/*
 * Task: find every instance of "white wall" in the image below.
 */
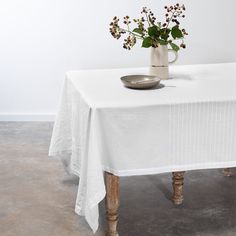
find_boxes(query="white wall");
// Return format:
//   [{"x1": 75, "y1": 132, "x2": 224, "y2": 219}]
[{"x1": 0, "y1": 0, "x2": 236, "y2": 121}]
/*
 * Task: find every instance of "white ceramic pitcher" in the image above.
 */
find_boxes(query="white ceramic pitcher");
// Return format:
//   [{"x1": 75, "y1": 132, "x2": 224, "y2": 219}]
[{"x1": 149, "y1": 45, "x2": 178, "y2": 80}]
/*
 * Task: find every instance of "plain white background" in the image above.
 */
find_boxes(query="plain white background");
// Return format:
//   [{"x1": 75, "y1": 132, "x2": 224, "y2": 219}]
[{"x1": 0, "y1": 0, "x2": 236, "y2": 121}]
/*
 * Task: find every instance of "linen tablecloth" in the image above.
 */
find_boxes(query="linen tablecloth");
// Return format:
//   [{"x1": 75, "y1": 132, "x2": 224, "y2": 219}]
[{"x1": 49, "y1": 62, "x2": 236, "y2": 233}]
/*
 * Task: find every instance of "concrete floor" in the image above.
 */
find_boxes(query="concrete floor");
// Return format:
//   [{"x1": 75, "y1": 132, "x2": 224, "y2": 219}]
[{"x1": 1, "y1": 123, "x2": 236, "y2": 236}]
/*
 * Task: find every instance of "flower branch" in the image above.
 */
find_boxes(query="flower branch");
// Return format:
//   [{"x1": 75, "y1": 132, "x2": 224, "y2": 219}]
[{"x1": 109, "y1": 3, "x2": 188, "y2": 51}]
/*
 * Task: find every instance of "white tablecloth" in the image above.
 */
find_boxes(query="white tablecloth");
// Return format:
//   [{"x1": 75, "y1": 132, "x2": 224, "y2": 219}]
[{"x1": 49, "y1": 62, "x2": 236, "y2": 233}]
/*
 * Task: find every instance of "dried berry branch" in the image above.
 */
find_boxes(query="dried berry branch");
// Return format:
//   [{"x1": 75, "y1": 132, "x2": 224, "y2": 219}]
[{"x1": 109, "y1": 3, "x2": 188, "y2": 51}]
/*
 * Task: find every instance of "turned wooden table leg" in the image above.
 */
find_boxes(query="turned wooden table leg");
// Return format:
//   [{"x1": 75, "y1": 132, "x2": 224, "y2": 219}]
[
  {"x1": 105, "y1": 172, "x2": 120, "y2": 236},
  {"x1": 223, "y1": 168, "x2": 232, "y2": 177},
  {"x1": 172, "y1": 171, "x2": 185, "y2": 205}
]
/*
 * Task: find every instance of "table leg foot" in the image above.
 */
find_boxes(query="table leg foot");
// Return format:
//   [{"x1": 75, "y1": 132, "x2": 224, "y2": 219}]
[
  {"x1": 106, "y1": 233, "x2": 119, "y2": 236},
  {"x1": 172, "y1": 172, "x2": 185, "y2": 205},
  {"x1": 223, "y1": 168, "x2": 232, "y2": 177},
  {"x1": 105, "y1": 172, "x2": 120, "y2": 236}
]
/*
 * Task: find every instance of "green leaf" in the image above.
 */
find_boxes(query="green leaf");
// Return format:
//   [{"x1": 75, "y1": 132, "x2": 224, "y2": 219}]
[
  {"x1": 161, "y1": 33, "x2": 169, "y2": 41},
  {"x1": 142, "y1": 37, "x2": 152, "y2": 48},
  {"x1": 171, "y1": 26, "x2": 183, "y2": 39},
  {"x1": 148, "y1": 26, "x2": 160, "y2": 37},
  {"x1": 170, "y1": 42, "x2": 180, "y2": 52},
  {"x1": 160, "y1": 28, "x2": 171, "y2": 34},
  {"x1": 133, "y1": 28, "x2": 143, "y2": 35},
  {"x1": 160, "y1": 28, "x2": 171, "y2": 41},
  {"x1": 158, "y1": 39, "x2": 168, "y2": 45}
]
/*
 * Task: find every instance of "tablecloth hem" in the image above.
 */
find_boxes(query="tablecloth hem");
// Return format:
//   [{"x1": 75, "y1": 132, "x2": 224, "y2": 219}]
[
  {"x1": 103, "y1": 161, "x2": 236, "y2": 177},
  {"x1": 48, "y1": 150, "x2": 71, "y2": 157}
]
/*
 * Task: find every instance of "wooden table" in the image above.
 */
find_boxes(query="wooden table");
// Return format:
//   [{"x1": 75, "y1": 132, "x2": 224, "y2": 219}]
[
  {"x1": 49, "y1": 63, "x2": 236, "y2": 235},
  {"x1": 105, "y1": 168, "x2": 232, "y2": 236},
  {"x1": 104, "y1": 171, "x2": 185, "y2": 236}
]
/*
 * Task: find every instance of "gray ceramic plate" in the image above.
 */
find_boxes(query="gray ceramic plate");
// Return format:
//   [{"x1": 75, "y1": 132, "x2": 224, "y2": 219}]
[{"x1": 120, "y1": 75, "x2": 161, "y2": 89}]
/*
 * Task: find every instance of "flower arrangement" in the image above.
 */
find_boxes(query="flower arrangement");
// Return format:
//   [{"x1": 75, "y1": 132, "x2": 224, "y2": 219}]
[{"x1": 109, "y1": 4, "x2": 188, "y2": 52}]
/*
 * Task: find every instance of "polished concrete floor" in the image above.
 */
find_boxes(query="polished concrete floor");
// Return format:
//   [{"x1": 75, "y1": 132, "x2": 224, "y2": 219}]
[{"x1": 1, "y1": 122, "x2": 236, "y2": 236}]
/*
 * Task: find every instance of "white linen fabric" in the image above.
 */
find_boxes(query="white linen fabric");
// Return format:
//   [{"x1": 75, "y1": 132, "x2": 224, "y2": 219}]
[{"x1": 49, "y1": 62, "x2": 236, "y2": 233}]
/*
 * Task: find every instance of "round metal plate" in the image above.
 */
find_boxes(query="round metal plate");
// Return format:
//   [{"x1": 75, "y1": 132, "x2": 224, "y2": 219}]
[{"x1": 120, "y1": 75, "x2": 161, "y2": 89}]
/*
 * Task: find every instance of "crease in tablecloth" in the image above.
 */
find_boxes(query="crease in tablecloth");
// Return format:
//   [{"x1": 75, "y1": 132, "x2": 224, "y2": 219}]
[{"x1": 49, "y1": 76, "x2": 106, "y2": 233}]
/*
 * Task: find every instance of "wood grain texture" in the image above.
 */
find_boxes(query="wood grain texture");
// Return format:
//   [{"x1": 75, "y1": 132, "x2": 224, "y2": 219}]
[
  {"x1": 223, "y1": 168, "x2": 232, "y2": 177},
  {"x1": 172, "y1": 172, "x2": 185, "y2": 205},
  {"x1": 105, "y1": 172, "x2": 120, "y2": 236}
]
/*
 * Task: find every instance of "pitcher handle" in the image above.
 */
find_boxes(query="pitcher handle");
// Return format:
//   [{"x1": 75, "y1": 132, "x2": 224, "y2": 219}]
[{"x1": 168, "y1": 49, "x2": 178, "y2": 64}]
